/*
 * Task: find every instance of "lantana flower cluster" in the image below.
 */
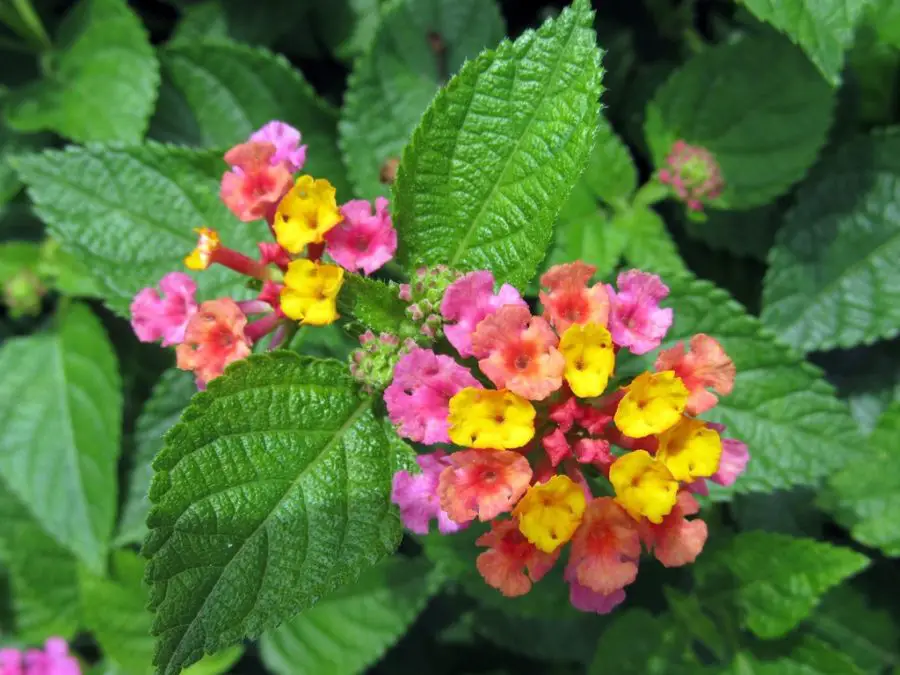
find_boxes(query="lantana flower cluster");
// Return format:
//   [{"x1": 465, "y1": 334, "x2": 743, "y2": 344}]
[
  {"x1": 388, "y1": 263, "x2": 749, "y2": 614},
  {"x1": 659, "y1": 139, "x2": 724, "y2": 212},
  {"x1": 129, "y1": 120, "x2": 398, "y2": 387},
  {"x1": 0, "y1": 638, "x2": 80, "y2": 675}
]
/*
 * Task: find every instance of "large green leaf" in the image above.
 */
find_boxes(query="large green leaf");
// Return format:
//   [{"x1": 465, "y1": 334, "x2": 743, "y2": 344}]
[
  {"x1": 393, "y1": 0, "x2": 603, "y2": 289},
  {"x1": 697, "y1": 532, "x2": 869, "y2": 638},
  {"x1": 143, "y1": 354, "x2": 401, "y2": 675},
  {"x1": 339, "y1": 0, "x2": 505, "y2": 199},
  {"x1": 12, "y1": 143, "x2": 259, "y2": 316},
  {"x1": 761, "y1": 131, "x2": 900, "y2": 352},
  {"x1": 740, "y1": 0, "x2": 874, "y2": 85},
  {"x1": 587, "y1": 610, "x2": 698, "y2": 674},
  {"x1": 823, "y1": 401, "x2": 900, "y2": 556},
  {"x1": 645, "y1": 33, "x2": 833, "y2": 210},
  {"x1": 259, "y1": 557, "x2": 442, "y2": 675},
  {"x1": 620, "y1": 276, "x2": 865, "y2": 494},
  {"x1": 0, "y1": 485, "x2": 80, "y2": 642},
  {"x1": 4, "y1": 0, "x2": 159, "y2": 143},
  {"x1": 0, "y1": 124, "x2": 48, "y2": 207},
  {"x1": 117, "y1": 368, "x2": 197, "y2": 547},
  {"x1": 0, "y1": 303, "x2": 120, "y2": 572},
  {"x1": 158, "y1": 41, "x2": 350, "y2": 195},
  {"x1": 728, "y1": 637, "x2": 866, "y2": 674},
  {"x1": 81, "y1": 551, "x2": 155, "y2": 674}
]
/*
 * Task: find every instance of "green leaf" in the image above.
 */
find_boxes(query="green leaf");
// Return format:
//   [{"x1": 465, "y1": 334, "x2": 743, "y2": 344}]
[
  {"x1": 80, "y1": 550, "x2": 155, "y2": 674},
  {"x1": 682, "y1": 203, "x2": 781, "y2": 262},
  {"x1": 36, "y1": 238, "x2": 102, "y2": 298},
  {"x1": 339, "y1": 0, "x2": 505, "y2": 199},
  {"x1": 620, "y1": 276, "x2": 865, "y2": 494},
  {"x1": 394, "y1": 0, "x2": 603, "y2": 289},
  {"x1": 664, "y1": 587, "x2": 726, "y2": 660},
  {"x1": 761, "y1": 131, "x2": 900, "y2": 352},
  {"x1": 580, "y1": 115, "x2": 639, "y2": 207},
  {"x1": 614, "y1": 205, "x2": 687, "y2": 277},
  {"x1": 12, "y1": 143, "x2": 259, "y2": 316},
  {"x1": 0, "y1": 124, "x2": 48, "y2": 207},
  {"x1": 697, "y1": 531, "x2": 869, "y2": 638},
  {"x1": 338, "y1": 274, "x2": 416, "y2": 337},
  {"x1": 158, "y1": 40, "x2": 350, "y2": 195},
  {"x1": 729, "y1": 637, "x2": 866, "y2": 674},
  {"x1": 587, "y1": 610, "x2": 698, "y2": 675},
  {"x1": 259, "y1": 557, "x2": 442, "y2": 675},
  {"x1": 4, "y1": 0, "x2": 159, "y2": 143},
  {"x1": 0, "y1": 484, "x2": 80, "y2": 642},
  {"x1": 117, "y1": 368, "x2": 197, "y2": 547},
  {"x1": 0, "y1": 241, "x2": 40, "y2": 283},
  {"x1": 824, "y1": 401, "x2": 900, "y2": 556},
  {"x1": 0, "y1": 302, "x2": 121, "y2": 572},
  {"x1": 809, "y1": 584, "x2": 900, "y2": 673},
  {"x1": 645, "y1": 33, "x2": 833, "y2": 210},
  {"x1": 179, "y1": 646, "x2": 244, "y2": 675},
  {"x1": 144, "y1": 353, "x2": 401, "y2": 675},
  {"x1": 740, "y1": 0, "x2": 874, "y2": 85}
]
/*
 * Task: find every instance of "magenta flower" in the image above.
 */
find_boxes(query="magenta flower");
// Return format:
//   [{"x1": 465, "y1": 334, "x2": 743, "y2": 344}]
[
  {"x1": 391, "y1": 451, "x2": 468, "y2": 535},
  {"x1": 712, "y1": 437, "x2": 750, "y2": 486},
  {"x1": 249, "y1": 120, "x2": 307, "y2": 173},
  {"x1": 440, "y1": 271, "x2": 527, "y2": 358},
  {"x1": 0, "y1": 638, "x2": 81, "y2": 675},
  {"x1": 130, "y1": 272, "x2": 198, "y2": 346},
  {"x1": 384, "y1": 348, "x2": 481, "y2": 444},
  {"x1": 606, "y1": 270, "x2": 673, "y2": 355},
  {"x1": 325, "y1": 198, "x2": 397, "y2": 275},
  {"x1": 564, "y1": 566, "x2": 627, "y2": 614},
  {"x1": 658, "y1": 140, "x2": 724, "y2": 212}
]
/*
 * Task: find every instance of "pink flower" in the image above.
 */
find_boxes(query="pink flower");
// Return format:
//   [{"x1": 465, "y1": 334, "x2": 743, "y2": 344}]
[
  {"x1": 438, "y1": 449, "x2": 533, "y2": 523},
  {"x1": 325, "y1": 198, "x2": 397, "y2": 275},
  {"x1": 250, "y1": 121, "x2": 307, "y2": 172},
  {"x1": 1, "y1": 638, "x2": 81, "y2": 675},
  {"x1": 130, "y1": 272, "x2": 198, "y2": 346},
  {"x1": 655, "y1": 334, "x2": 735, "y2": 415},
  {"x1": 606, "y1": 270, "x2": 673, "y2": 355},
  {"x1": 640, "y1": 492, "x2": 708, "y2": 567},
  {"x1": 476, "y1": 519, "x2": 559, "y2": 597},
  {"x1": 175, "y1": 298, "x2": 252, "y2": 386},
  {"x1": 391, "y1": 451, "x2": 466, "y2": 535},
  {"x1": 658, "y1": 140, "x2": 724, "y2": 212},
  {"x1": 220, "y1": 141, "x2": 293, "y2": 222},
  {"x1": 567, "y1": 497, "x2": 641, "y2": 595},
  {"x1": 470, "y1": 305, "x2": 565, "y2": 400},
  {"x1": 440, "y1": 271, "x2": 527, "y2": 358},
  {"x1": 384, "y1": 348, "x2": 481, "y2": 444},
  {"x1": 565, "y1": 566, "x2": 627, "y2": 614},
  {"x1": 539, "y1": 262, "x2": 610, "y2": 334},
  {"x1": 712, "y1": 437, "x2": 750, "y2": 487}
]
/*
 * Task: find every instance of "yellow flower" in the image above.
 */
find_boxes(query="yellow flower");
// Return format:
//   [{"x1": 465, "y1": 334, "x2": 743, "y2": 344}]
[
  {"x1": 614, "y1": 370, "x2": 688, "y2": 438},
  {"x1": 609, "y1": 450, "x2": 678, "y2": 524},
  {"x1": 448, "y1": 387, "x2": 535, "y2": 449},
  {"x1": 184, "y1": 227, "x2": 220, "y2": 271},
  {"x1": 656, "y1": 416, "x2": 722, "y2": 482},
  {"x1": 280, "y1": 259, "x2": 344, "y2": 325},
  {"x1": 274, "y1": 175, "x2": 342, "y2": 253},
  {"x1": 513, "y1": 475, "x2": 586, "y2": 553},
  {"x1": 559, "y1": 322, "x2": 615, "y2": 398}
]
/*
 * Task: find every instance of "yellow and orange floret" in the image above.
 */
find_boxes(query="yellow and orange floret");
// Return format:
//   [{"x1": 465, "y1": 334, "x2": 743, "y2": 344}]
[{"x1": 387, "y1": 264, "x2": 746, "y2": 613}]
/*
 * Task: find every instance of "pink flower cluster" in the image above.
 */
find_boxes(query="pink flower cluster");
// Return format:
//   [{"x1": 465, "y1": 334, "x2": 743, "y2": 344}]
[
  {"x1": 658, "y1": 140, "x2": 724, "y2": 211},
  {"x1": 0, "y1": 639, "x2": 80, "y2": 675}
]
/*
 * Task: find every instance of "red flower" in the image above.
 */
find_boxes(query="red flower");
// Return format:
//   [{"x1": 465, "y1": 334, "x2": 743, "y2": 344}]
[
  {"x1": 567, "y1": 497, "x2": 641, "y2": 595},
  {"x1": 438, "y1": 449, "x2": 533, "y2": 523},
  {"x1": 220, "y1": 141, "x2": 293, "y2": 222},
  {"x1": 539, "y1": 262, "x2": 609, "y2": 334},
  {"x1": 655, "y1": 334, "x2": 735, "y2": 415},
  {"x1": 175, "y1": 298, "x2": 252, "y2": 386},
  {"x1": 640, "y1": 491, "x2": 708, "y2": 567},
  {"x1": 476, "y1": 519, "x2": 559, "y2": 597}
]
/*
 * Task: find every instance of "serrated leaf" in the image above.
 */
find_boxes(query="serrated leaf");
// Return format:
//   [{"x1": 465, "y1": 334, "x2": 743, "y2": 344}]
[
  {"x1": 614, "y1": 206, "x2": 687, "y2": 277},
  {"x1": 664, "y1": 587, "x2": 726, "y2": 660},
  {"x1": 338, "y1": 274, "x2": 416, "y2": 337},
  {"x1": 179, "y1": 646, "x2": 244, "y2": 675},
  {"x1": 339, "y1": 0, "x2": 505, "y2": 199},
  {"x1": 729, "y1": 637, "x2": 866, "y2": 675},
  {"x1": 809, "y1": 584, "x2": 900, "y2": 673},
  {"x1": 698, "y1": 532, "x2": 869, "y2": 638},
  {"x1": 645, "y1": 33, "x2": 833, "y2": 210},
  {"x1": 0, "y1": 302, "x2": 120, "y2": 572},
  {"x1": 143, "y1": 353, "x2": 401, "y2": 675},
  {"x1": 259, "y1": 557, "x2": 442, "y2": 675},
  {"x1": 580, "y1": 115, "x2": 638, "y2": 207},
  {"x1": 0, "y1": 124, "x2": 48, "y2": 207},
  {"x1": 0, "y1": 484, "x2": 79, "y2": 642},
  {"x1": 620, "y1": 276, "x2": 864, "y2": 494},
  {"x1": 587, "y1": 610, "x2": 698, "y2": 675},
  {"x1": 12, "y1": 143, "x2": 259, "y2": 316},
  {"x1": 117, "y1": 368, "x2": 197, "y2": 547},
  {"x1": 394, "y1": 0, "x2": 603, "y2": 289},
  {"x1": 824, "y1": 401, "x2": 900, "y2": 556},
  {"x1": 761, "y1": 131, "x2": 900, "y2": 353},
  {"x1": 80, "y1": 550, "x2": 154, "y2": 674},
  {"x1": 158, "y1": 41, "x2": 349, "y2": 194},
  {"x1": 4, "y1": 0, "x2": 159, "y2": 143},
  {"x1": 0, "y1": 241, "x2": 40, "y2": 283},
  {"x1": 740, "y1": 0, "x2": 874, "y2": 85}
]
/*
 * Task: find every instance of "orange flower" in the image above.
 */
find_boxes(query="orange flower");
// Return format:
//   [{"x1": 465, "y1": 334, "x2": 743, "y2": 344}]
[
  {"x1": 539, "y1": 262, "x2": 610, "y2": 334},
  {"x1": 438, "y1": 449, "x2": 533, "y2": 523},
  {"x1": 470, "y1": 305, "x2": 564, "y2": 400},
  {"x1": 567, "y1": 497, "x2": 641, "y2": 595},
  {"x1": 655, "y1": 334, "x2": 734, "y2": 415},
  {"x1": 220, "y1": 141, "x2": 293, "y2": 222},
  {"x1": 476, "y1": 519, "x2": 559, "y2": 597},
  {"x1": 639, "y1": 492, "x2": 708, "y2": 567},
  {"x1": 176, "y1": 298, "x2": 252, "y2": 386}
]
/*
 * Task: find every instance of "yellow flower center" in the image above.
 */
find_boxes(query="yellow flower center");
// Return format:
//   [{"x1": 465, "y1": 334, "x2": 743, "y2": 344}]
[
  {"x1": 513, "y1": 475, "x2": 586, "y2": 552},
  {"x1": 448, "y1": 388, "x2": 536, "y2": 449}
]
